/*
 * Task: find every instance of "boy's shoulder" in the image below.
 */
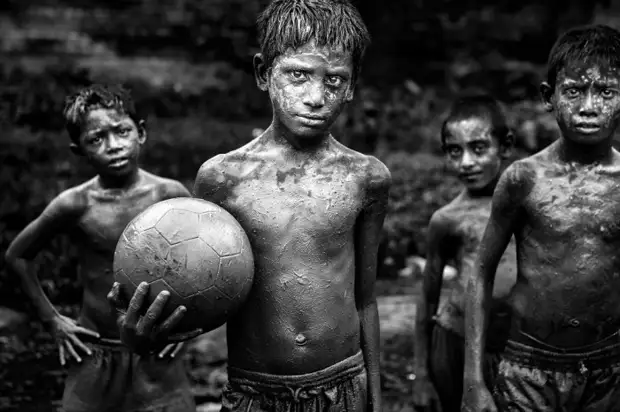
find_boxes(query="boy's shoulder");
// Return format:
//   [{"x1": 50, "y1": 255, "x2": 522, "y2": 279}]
[
  {"x1": 331, "y1": 139, "x2": 391, "y2": 187},
  {"x1": 138, "y1": 169, "x2": 190, "y2": 199}
]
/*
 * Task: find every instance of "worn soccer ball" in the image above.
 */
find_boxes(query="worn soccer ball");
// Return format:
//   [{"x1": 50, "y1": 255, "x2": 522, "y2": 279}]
[{"x1": 113, "y1": 197, "x2": 254, "y2": 335}]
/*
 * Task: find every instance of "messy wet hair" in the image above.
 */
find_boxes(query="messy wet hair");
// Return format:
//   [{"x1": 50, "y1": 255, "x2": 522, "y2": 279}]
[
  {"x1": 441, "y1": 94, "x2": 510, "y2": 147},
  {"x1": 257, "y1": 0, "x2": 371, "y2": 81},
  {"x1": 63, "y1": 84, "x2": 141, "y2": 143},
  {"x1": 547, "y1": 24, "x2": 620, "y2": 90}
]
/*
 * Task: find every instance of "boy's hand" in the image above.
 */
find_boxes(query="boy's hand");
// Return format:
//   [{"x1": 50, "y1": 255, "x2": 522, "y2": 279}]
[
  {"x1": 412, "y1": 374, "x2": 442, "y2": 412},
  {"x1": 461, "y1": 381, "x2": 497, "y2": 412},
  {"x1": 158, "y1": 342, "x2": 185, "y2": 359},
  {"x1": 49, "y1": 314, "x2": 100, "y2": 366},
  {"x1": 107, "y1": 282, "x2": 203, "y2": 355}
]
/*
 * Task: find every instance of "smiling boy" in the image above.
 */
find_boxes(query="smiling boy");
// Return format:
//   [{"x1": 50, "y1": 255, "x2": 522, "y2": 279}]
[
  {"x1": 411, "y1": 95, "x2": 517, "y2": 412},
  {"x1": 462, "y1": 25, "x2": 620, "y2": 412},
  {"x1": 108, "y1": 1, "x2": 391, "y2": 412},
  {"x1": 5, "y1": 84, "x2": 195, "y2": 412}
]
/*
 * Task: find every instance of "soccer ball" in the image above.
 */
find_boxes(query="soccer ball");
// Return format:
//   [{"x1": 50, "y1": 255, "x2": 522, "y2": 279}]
[{"x1": 113, "y1": 197, "x2": 254, "y2": 335}]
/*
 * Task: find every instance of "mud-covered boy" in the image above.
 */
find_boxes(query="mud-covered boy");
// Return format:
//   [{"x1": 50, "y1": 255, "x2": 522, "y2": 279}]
[
  {"x1": 411, "y1": 95, "x2": 517, "y2": 412},
  {"x1": 462, "y1": 25, "x2": 620, "y2": 412},
  {"x1": 108, "y1": 1, "x2": 390, "y2": 411},
  {"x1": 5, "y1": 84, "x2": 195, "y2": 412}
]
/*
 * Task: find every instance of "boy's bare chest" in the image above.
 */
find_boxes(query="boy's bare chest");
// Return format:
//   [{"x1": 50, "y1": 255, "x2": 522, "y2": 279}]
[
  {"x1": 527, "y1": 174, "x2": 620, "y2": 240},
  {"x1": 77, "y1": 189, "x2": 160, "y2": 251},
  {"x1": 225, "y1": 173, "x2": 365, "y2": 240}
]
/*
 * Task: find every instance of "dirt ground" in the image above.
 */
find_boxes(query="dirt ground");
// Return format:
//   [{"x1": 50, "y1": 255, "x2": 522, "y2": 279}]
[{"x1": 0, "y1": 277, "x2": 421, "y2": 412}]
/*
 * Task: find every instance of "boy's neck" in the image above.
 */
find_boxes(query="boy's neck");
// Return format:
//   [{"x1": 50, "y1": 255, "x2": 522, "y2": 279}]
[
  {"x1": 556, "y1": 136, "x2": 614, "y2": 165},
  {"x1": 463, "y1": 174, "x2": 500, "y2": 199},
  {"x1": 269, "y1": 122, "x2": 331, "y2": 154},
  {"x1": 98, "y1": 168, "x2": 141, "y2": 191}
]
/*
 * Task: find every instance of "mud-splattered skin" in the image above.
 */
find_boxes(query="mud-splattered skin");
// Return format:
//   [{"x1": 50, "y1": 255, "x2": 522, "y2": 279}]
[
  {"x1": 5, "y1": 108, "x2": 190, "y2": 338},
  {"x1": 192, "y1": 43, "x2": 391, "y2": 391},
  {"x1": 413, "y1": 116, "x2": 516, "y2": 380},
  {"x1": 464, "y1": 62, "x2": 620, "y2": 387}
]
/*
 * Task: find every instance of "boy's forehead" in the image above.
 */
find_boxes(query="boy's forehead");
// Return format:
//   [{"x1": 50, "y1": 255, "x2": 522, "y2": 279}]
[
  {"x1": 276, "y1": 40, "x2": 353, "y2": 68},
  {"x1": 445, "y1": 116, "x2": 494, "y2": 143},
  {"x1": 558, "y1": 60, "x2": 620, "y2": 84},
  {"x1": 82, "y1": 107, "x2": 132, "y2": 130}
]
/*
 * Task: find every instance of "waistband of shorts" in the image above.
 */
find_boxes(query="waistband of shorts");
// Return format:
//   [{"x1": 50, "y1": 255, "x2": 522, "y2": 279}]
[
  {"x1": 80, "y1": 335, "x2": 127, "y2": 351},
  {"x1": 502, "y1": 337, "x2": 620, "y2": 370},
  {"x1": 227, "y1": 350, "x2": 365, "y2": 390}
]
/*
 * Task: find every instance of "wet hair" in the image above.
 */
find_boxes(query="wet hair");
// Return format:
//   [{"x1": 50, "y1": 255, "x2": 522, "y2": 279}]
[
  {"x1": 440, "y1": 94, "x2": 510, "y2": 147},
  {"x1": 63, "y1": 84, "x2": 141, "y2": 143},
  {"x1": 547, "y1": 24, "x2": 620, "y2": 90},
  {"x1": 256, "y1": 0, "x2": 371, "y2": 81}
]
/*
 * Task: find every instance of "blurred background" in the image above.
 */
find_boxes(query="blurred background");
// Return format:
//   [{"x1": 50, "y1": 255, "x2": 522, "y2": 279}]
[{"x1": 2, "y1": 0, "x2": 620, "y2": 411}]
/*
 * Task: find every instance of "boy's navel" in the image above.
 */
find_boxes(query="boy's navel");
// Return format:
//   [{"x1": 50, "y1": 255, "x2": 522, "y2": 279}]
[{"x1": 295, "y1": 333, "x2": 307, "y2": 346}]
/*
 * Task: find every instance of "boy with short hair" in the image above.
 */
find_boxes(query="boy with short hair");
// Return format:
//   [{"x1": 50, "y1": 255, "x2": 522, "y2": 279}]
[
  {"x1": 411, "y1": 95, "x2": 517, "y2": 412},
  {"x1": 5, "y1": 84, "x2": 196, "y2": 412},
  {"x1": 108, "y1": 1, "x2": 390, "y2": 411},
  {"x1": 462, "y1": 25, "x2": 620, "y2": 412}
]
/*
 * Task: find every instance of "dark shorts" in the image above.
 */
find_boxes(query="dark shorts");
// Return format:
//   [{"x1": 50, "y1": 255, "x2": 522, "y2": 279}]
[
  {"x1": 220, "y1": 350, "x2": 367, "y2": 412},
  {"x1": 60, "y1": 339, "x2": 195, "y2": 412},
  {"x1": 492, "y1": 334, "x2": 620, "y2": 412},
  {"x1": 429, "y1": 324, "x2": 501, "y2": 412}
]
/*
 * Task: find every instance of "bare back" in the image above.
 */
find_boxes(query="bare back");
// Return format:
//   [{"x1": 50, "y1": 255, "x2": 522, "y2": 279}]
[
  {"x1": 510, "y1": 145, "x2": 620, "y2": 347},
  {"x1": 61, "y1": 171, "x2": 188, "y2": 337},
  {"x1": 194, "y1": 135, "x2": 387, "y2": 374}
]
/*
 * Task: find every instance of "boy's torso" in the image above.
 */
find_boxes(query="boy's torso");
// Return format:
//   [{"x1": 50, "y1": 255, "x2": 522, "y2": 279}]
[
  {"x1": 508, "y1": 145, "x2": 620, "y2": 348},
  {"x1": 434, "y1": 195, "x2": 517, "y2": 342},
  {"x1": 207, "y1": 137, "x2": 375, "y2": 375},
  {"x1": 69, "y1": 171, "x2": 183, "y2": 338}
]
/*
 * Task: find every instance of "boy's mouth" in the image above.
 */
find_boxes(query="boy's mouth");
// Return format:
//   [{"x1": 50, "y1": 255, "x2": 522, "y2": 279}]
[
  {"x1": 297, "y1": 114, "x2": 328, "y2": 126},
  {"x1": 574, "y1": 122, "x2": 601, "y2": 134},
  {"x1": 108, "y1": 157, "x2": 130, "y2": 168}
]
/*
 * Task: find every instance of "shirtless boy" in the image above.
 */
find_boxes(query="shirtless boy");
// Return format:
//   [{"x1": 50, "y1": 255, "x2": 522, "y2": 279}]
[
  {"x1": 411, "y1": 95, "x2": 517, "y2": 412},
  {"x1": 4, "y1": 84, "x2": 195, "y2": 412},
  {"x1": 462, "y1": 25, "x2": 620, "y2": 412},
  {"x1": 108, "y1": 1, "x2": 390, "y2": 411}
]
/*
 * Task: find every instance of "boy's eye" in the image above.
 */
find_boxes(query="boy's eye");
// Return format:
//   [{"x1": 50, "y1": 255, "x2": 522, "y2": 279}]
[
  {"x1": 601, "y1": 88, "x2": 616, "y2": 98},
  {"x1": 472, "y1": 144, "x2": 487, "y2": 154},
  {"x1": 89, "y1": 136, "x2": 102, "y2": 145},
  {"x1": 117, "y1": 128, "x2": 130, "y2": 136},
  {"x1": 326, "y1": 75, "x2": 343, "y2": 87},
  {"x1": 565, "y1": 88, "x2": 580, "y2": 97},
  {"x1": 447, "y1": 147, "x2": 462, "y2": 157},
  {"x1": 291, "y1": 70, "x2": 306, "y2": 79}
]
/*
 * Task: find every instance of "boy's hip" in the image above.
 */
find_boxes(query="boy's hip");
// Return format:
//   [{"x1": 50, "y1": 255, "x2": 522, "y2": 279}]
[
  {"x1": 222, "y1": 350, "x2": 367, "y2": 411},
  {"x1": 61, "y1": 338, "x2": 194, "y2": 412}
]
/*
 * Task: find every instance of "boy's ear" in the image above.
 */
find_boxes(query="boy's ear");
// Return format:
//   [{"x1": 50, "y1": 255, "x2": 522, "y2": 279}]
[
  {"x1": 253, "y1": 53, "x2": 269, "y2": 92},
  {"x1": 69, "y1": 142, "x2": 83, "y2": 156},
  {"x1": 540, "y1": 82, "x2": 554, "y2": 112},
  {"x1": 137, "y1": 119, "x2": 147, "y2": 144},
  {"x1": 345, "y1": 85, "x2": 355, "y2": 103},
  {"x1": 500, "y1": 131, "x2": 515, "y2": 159}
]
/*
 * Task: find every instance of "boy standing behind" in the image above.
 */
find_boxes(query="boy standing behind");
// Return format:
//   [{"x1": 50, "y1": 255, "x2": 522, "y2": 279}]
[
  {"x1": 412, "y1": 95, "x2": 517, "y2": 412},
  {"x1": 5, "y1": 84, "x2": 195, "y2": 412}
]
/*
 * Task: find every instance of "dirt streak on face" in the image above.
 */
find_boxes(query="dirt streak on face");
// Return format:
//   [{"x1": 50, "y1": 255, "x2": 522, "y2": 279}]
[
  {"x1": 546, "y1": 61, "x2": 620, "y2": 146},
  {"x1": 258, "y1": 40, "x2": 355, "y2": 146},
  {"x1": 443, "y1": 116, "x2": 510, "y2": 193}
]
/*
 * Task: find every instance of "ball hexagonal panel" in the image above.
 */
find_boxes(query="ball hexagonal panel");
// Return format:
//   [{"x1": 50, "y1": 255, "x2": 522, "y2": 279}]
[
  {"x1": 198, "y1": 213, "x2": 244, "y2": 257},
  {"x1": 155, "y1": 209, "x2": 201, "y2": 245},
  {"x1": 216, "y1": 250, "x2": 254, "y2": 301},
  {"x1": 167, "y1": 238, "x2": 221, "y2": 297},
  {"x1": 175, "y1": 199, "x2": 221, "y2": 214},
  {"x1": 114, "y1": 227, "x2": 170, "y2": 282},
  {"x1": 131, "y1": 201, "x2": 170, "y2": 231}
]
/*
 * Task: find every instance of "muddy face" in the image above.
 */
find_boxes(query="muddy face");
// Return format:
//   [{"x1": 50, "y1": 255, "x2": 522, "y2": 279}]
[
  {"x1": 547, "y1": 62, "x2": 620, "y2": 145},
  {"x1": 75, "y1": 108, "x2": 145, "y2": 178},
  {"x1": 257, "y1": 40, "x2": 355, "y2": 143},
  {"x1": 443, "y1": 116, "x2": 505, "y2": 191}
]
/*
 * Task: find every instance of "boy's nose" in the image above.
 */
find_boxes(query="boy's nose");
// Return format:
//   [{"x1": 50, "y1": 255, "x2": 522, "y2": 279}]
[
  {"x1": 106, "y1": 135, "x2": 124, "y2": 151},
  {"x1": 303, "y1": 81, "x2": 326, "y2": 108},
  {"x1": 579, "y1": 92, "x2": 598, "y2": 116}
]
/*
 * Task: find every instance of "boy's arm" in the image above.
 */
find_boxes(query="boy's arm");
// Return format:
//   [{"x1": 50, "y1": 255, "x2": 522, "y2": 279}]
[
  {"x1": 5, "y1": 190, "x2": 83, "y2": 323},
  {"x1": 355, "y1": 157, "x2": 391, "y2": 412},
  {"x1": 412, "y1": 212, "x2": 452, "y2": 376},
  {"x1": 165, "y1": 180, "x2": 192, "y2": 199},
  {"x1": 464, "y1": 163, "x2": 527, "y2": 385}
]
